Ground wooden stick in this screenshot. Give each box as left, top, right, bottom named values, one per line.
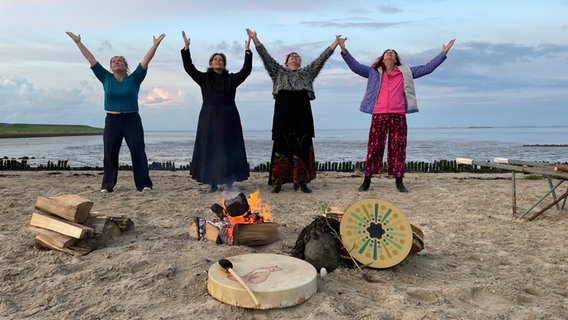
left=219, top=259, right=260, bottom=307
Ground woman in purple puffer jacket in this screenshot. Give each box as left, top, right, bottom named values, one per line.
left=338, top=37, right=455, bottom=193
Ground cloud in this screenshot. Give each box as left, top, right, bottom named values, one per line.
left=1, top=76, right=34, bottom=96
left=301, top=19, right=406, bottom=29
left=140, top=87, right=173, bottom=107
left=379, top=5, right=402, bottom=14
left=2, top=1, right=568, bottom=131
left=98, top=40, right=113, bottom=53
left=0, top=75, right=101, bottom=125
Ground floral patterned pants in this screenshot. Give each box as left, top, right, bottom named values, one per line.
left=363, top=113, right=407, bottom=178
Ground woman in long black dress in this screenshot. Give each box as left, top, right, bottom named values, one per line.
left=181, top=31, right=252, bottom=192
left=246, top=29, right=341, bottom=193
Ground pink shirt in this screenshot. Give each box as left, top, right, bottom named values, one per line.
left=373, top=66, right=406, bottom=114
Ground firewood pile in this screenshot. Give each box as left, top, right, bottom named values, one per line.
left=189, top=192, right=278, bottom=246
left=27, top=194, right=134, bottom=256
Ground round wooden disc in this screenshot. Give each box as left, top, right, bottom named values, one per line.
left=207, top=253, right=317, bottom=309
left=340, top=199, right=412, bottom=268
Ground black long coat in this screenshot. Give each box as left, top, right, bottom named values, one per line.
left=181, top=48, right=252, bottom=185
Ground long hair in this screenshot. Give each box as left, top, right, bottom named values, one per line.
left=371, top=49, right=402, bottom=71
left=109, top=56, right=130, bottom=75
left=207, top=52, right=227, bottom=72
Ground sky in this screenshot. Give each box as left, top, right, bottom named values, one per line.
left=1, top=0, right=567, bottom=131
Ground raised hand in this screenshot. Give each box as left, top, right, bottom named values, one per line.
left=245, top=28, right=259, bottom=46
left=245, top=28, right=256, bottom=39
left=153, top=33, right=166, bottom=46
left=245, top=37, right=251, bottom=51
left=66, top=31, right=81, bottom=43
left=331, top=34, right=346, bottom=50
left=182, top=31, right=190, bottom=49
left=442, top=39, right=455, bottom=55
left=66, top=31, right=96, bottom=66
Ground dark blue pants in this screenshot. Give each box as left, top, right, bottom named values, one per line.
left=102, top=113, right=152, bottom=191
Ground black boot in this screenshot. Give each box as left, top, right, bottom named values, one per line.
left=300, top=183, right=312, bottom=193
left=395, top=177, right=408, bottom=193
left=208, top=183, right=218, bottom=193
left=272, top=185, right=282, bottom=193
left=358, top=176, right=372, bottom=192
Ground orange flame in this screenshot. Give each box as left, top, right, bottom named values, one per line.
left=225, top=189, right=272, bottom=225
left=248, top=189, right=272, bottom=221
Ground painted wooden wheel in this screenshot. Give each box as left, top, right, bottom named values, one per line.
left=340, top=199, right=412, bottom=268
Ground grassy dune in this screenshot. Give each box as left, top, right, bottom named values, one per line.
left=0, top=123, right=103, bottom=138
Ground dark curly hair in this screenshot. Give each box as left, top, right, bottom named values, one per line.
left=371, top=49, right=401, bottom=71
left=208, top=52, right=227, bottom=71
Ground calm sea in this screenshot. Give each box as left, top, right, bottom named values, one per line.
left=1, top=127, right=567, bottom=168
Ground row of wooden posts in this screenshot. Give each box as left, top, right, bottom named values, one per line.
left=1, top=158, right=508, bottom=173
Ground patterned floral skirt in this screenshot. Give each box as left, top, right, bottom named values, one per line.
left=269, top=133, right=316, bottom=188
left=268, top=90, right=316, bottom=188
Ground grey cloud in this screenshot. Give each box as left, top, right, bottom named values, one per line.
left=97, top=40, right=113, bottom=53
left=0, top=76, right=101, bottom=125
left=379, top=5, right=402, bottom=14
left=301, top=20, right=405, bottom=29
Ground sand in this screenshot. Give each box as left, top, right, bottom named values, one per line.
left=1, top=170, right=567, bottom=319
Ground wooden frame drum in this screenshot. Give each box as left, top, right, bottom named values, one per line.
left=208, top=253, right=317, bottom=309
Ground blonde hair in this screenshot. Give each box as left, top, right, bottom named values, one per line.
left=109, top=56, right=130, bottom=75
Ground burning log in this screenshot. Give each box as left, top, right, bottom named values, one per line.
left=189, top=217, right=206, bottom=240
left=189, top=191, right=277, bottom=246
left=223, top=192, right=250, bottom=217
left=210, top=204, right=227, bottom=220
left=189, top=219, right=278, bottom=246
left=233, top=223, right=278, bottom=246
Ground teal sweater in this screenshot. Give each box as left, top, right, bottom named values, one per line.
left=91, top=62, right=146, bottom=112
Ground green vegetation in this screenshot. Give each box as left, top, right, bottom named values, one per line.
left=0, top=123, right=103, bottom=138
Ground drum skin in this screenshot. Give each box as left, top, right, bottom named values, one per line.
left=208, top=253, right=317, bottom=309
left=340, top=199, right=412, bottom=268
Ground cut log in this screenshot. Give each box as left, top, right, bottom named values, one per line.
left=35, top=194, right=93, bottom=223
left=30, top=211, right=93, bottom=239
left=109, top=222, right=122, bottom=237
left=205, top=222, right=222, bottom=244
left=90, top=212, right=135, bottom=232
left=190, top=217, right=276, bottom=246
left=224, top=193, right=250, bottom=217
left=554, top=165, right=568, bottom=173
left=27, top=226, right=77, bottom=248
left=233, top=222, right=278, bottom=246
left=190, top=217, right=232, bottom=244
left=189, top=217, right=199, bottom=239
left=34, top=236, right=92, bottom=256
left=189, top=217, right=206, bottom=240
left=210, top=203, right=227, bottom=220
left=82, top=215, right=115, bottom=245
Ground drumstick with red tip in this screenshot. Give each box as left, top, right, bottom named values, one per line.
left=218, top=258, right=260, bottom=307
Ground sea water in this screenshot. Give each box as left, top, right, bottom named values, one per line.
left=1, top=127, right=566, bottom=168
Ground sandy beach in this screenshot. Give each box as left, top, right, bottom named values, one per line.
left=1, top=170, right=566, bottom=319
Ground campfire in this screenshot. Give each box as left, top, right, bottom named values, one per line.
left=189, top=190, right=278, bottom=246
